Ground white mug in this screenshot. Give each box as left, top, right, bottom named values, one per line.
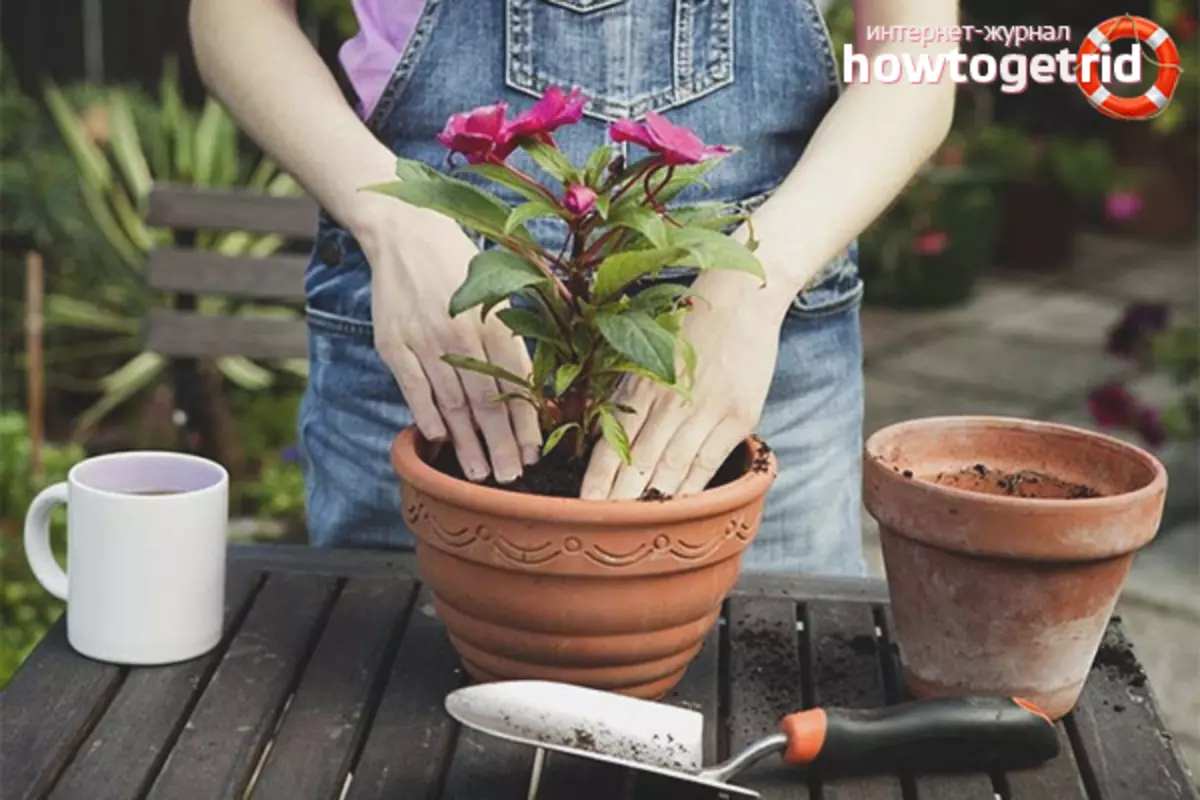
left=24, top=451, right=229, bottom=665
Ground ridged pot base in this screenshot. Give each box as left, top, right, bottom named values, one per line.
left=391, top=427, right=778, bottom=698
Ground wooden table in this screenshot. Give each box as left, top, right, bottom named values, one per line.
left=3, top=545, right=1196, bottom=800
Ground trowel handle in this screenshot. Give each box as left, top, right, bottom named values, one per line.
left=779, top=697, right=1059, bottom=774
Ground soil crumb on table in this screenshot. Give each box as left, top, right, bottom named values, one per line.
left=1092, top=628, right=1148, bottom=689
left=929, top=463, right=1102, bottom=499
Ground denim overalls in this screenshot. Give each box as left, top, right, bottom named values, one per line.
left=300, top=0, right=866, bottom=576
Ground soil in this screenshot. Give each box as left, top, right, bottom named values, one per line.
left=429, top=438, right=748, bottom=500
left=924, top=463, right=1102, bottom=499
left=1092, top=629, right=1148, bottom=690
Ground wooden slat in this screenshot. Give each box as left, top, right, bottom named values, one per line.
left=877, top=608, right=996, bottom=799
left=1068, top=619, right=1200, bottom=800
left=49, top=568, right=263, bottom=799
left=147, top=249, right=307, bottom=300
left=346, top=588, right=464, bottom=799
left=228, top=544, right=418, bottom=578
left=250, top=577, right=417, bottom=799
left=147, top=185, right=319, bottom=238
left=144, top=310, right=308, bottom=359
left=806, top=602, right=904, bottom=800
left=145, top=573, right=339, bottom=800
left=1005, top=724, right=1089, bottom=800
left=726, top=596, right=812, bottom=799
left=0, top=624, right=124, bottom=799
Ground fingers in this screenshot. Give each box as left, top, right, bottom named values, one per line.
left=647, top=411, right=723, bottom=497
left=421, top=353, right=492, bottom=481
left=376, top=342, right=448, bottom=443
left=609, top=399, right=688, bottom=500
left=448, top=327, right=523, bottom=484
left=580, top=381, right=653, bottom=500
left=678, top=417, right=749, bottom=496
left=482, top=324, right=542, bottom=466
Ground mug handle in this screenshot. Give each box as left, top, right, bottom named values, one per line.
left=24, top=482, right=69, bottom=601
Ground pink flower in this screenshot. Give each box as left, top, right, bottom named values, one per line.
left=436, top=103, right=510, bottom=164
left=912, top=230, right=950, bottom=256
left=505, top=87, right=586, bottom=143
left=1105, top=190, right=1144, bottom=223
left=563, top=184, right=597, bottom=216
left=609, top=112, right=732, bottom=166
left=1087, top=383, right=1139, bottom=429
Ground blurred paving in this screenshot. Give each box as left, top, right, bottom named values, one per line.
left=858, top=233, right=1200, bottom=777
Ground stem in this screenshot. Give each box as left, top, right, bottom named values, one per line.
left=487, top=154, right=561, bottom=206
left=642, top=165, right=675, bottom=213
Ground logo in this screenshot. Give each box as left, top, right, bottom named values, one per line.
left=1076, top=15, right=1183, bottom=120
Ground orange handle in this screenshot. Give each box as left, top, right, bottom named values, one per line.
left=779, top=708, right=828, bottom=765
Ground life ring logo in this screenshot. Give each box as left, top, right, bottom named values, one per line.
left=1076, top=15, right=1183, bottom=120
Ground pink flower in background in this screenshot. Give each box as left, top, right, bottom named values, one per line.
left=610, top=112, right=732, bottom=165
left=1087, top=383, right=1139, bottom=429
left=563, top=184, right=597, bottom=216
left=1105, top=190, right=1144, bottom=223
left=506, top=87, right=586, bottom=143
left=1135, top=407, right=1167, bottom=448
left=912, top=230, right=950, bottom=256
left=436, top=103, right=511, bottom=164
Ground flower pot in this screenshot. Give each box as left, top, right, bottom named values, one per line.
left=995, top=181, right=1081, bottom=270
left=391, top=427, right=778, bottom=698
left=863, top=417, right=1167, bottom=719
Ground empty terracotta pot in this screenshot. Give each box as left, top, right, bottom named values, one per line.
left=864, top=417, right=1167, bottom=719
left=391, top=427, right=777, bottom=698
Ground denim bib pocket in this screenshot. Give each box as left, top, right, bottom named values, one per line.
left=788, top=245, right=863, bottom=319
left=505, top=0, right=735, bottom=121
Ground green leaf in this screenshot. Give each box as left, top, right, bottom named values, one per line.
left=192, top=98, right=226, bottom=187
left=655, top=307, right=686, bottom=334
left=459, top=162, right=553, bottom=204
left=441, top=353, right=532, bottom=389
left=79, top=179, right=140, bottom=267
left=608, top=204, right=668, bottom=248
left=680, top=339, right=698, bottom=394
left=531, top=339, right=557, bottom=391
left=76, top=351, right=165, bottom=435
left=630, top=283, right=690, bottom=313
left=553, top=363, right=582, bottom=396
left=449, top=250, right=550, bottom=318
left=593, top=192, right=611, bottom=220
left=505, top=199, right=560, bottom=235
left=668, top=227, right=765, bottom=281
left=521, top=140, right=576, bottom=184
left=595, top=310, right=677, bottom=384
left=395, top=156, right=442, bottom=182
left=107, top=93, right=153, bottom=206
left=592, top=247, right=687, bottom=303
left=611, top=160, right=721, bottom=215
left=570, top=323, right=593, bottom=359
left=597, top=406, right=632, bottom=465
left=365, top=174, right=518, bottom=242
left=43, top=83, right=112, bottom=192
left=543, top=422, right=580, bottom=456
left=248, top=158, right=279, bottom=191
left=44, top=295, right=138, bottom=333
left=584, top=145, right=614, bottom=187
left=670, top=201, right=746, bottom=231
left=495, top=306, right=566, bottom=350
left=216, top=356, right=274, bottom=390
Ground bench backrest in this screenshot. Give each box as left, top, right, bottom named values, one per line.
left=144, top=184, right=320, bottom=360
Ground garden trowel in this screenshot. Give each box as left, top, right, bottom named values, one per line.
left=445, top=680, right=1059, bottom=798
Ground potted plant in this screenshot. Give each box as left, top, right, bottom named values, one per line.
left=858, top=135, right=1000, bottom=309
left=965, top=126, right=1122, bottom=270
left=369, top=89, right=778, bottom=698
left=863, top=414, right=1167, bottom=719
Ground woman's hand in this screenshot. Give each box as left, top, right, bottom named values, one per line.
left=354, top=194, right=542, bottom=484
left=580, top=271, right=793, bottom=500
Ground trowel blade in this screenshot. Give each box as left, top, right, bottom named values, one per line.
left=445, top=681, right=759, bottom=798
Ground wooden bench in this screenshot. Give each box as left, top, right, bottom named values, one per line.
left=144, top=184, right=319, bottom=360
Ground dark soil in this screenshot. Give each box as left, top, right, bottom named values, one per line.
left=929, top=463, right=1102, bottom=499
left=429, top=438, right=749, bottom=499
left=1092, top=630, right=1148, bottom=689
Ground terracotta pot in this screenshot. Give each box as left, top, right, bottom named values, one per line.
left=391, top=427, right=777, bottom=698
left=863, top=417, right=1166, bottom=719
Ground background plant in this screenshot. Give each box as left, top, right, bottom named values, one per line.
left=369, top=94, right=766, bottom=463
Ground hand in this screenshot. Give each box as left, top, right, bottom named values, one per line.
left=580, top=271, right=792, bottom=500
left=353, top=193, right=542, bottom=483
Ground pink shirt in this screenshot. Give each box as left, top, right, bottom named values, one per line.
left=340, top=0, right=427, bottom=118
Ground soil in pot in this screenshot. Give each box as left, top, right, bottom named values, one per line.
left=864, top=417, right=1167, bottom=720
left=428, top=438, right=759, bottom=499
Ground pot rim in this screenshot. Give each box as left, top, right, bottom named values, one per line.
left=864, top=415, right=1168, bottom=511
left=391, top=427, right=778, bottom=525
